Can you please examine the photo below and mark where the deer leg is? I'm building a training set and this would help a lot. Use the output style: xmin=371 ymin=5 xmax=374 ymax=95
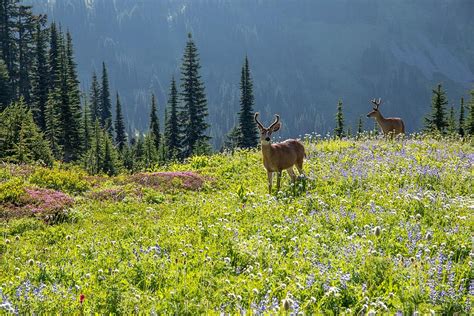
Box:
xmin=287 ymin=167 xmax=296 ymax=183
xmin=267 ymin=171 xmax=273 ymax=194
xmin=296 ymin=160 xmax=305 ymax=177
xmin=276 ymin=171 xmax=282 ymax=192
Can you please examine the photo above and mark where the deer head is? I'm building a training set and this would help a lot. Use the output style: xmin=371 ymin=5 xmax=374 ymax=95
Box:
xmin=254 ymin=113 xmax=281 ymax=144
xmin=367 ymin=98 xmax=382 ymax=117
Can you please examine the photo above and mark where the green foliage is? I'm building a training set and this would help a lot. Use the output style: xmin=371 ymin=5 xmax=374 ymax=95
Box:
xmin=149 ymin=94 xmax=161 ymax=152
xmin=447 ymin=106 xmax=457 ymax=134
xmin=179 ymin=33 xmax=210 ymax=158
xmin=425 ymin=83 xmax=448 ymax=133
xmin=0 ymin=178 xmax=26 ymax=204
xmin=114 ymin=92 xmax=126 ymax=151
xmin=237 ymin=56 xmax=258 ymax=149
xmin=89 ymin=72 xmax=101 ymax=123
xmin=0 ymin=58 xmax=11 ymax=111
xmin=334 ymin=99 xmax=345 ymax=138
xmin=164 ymin=76 xmax=181 ymax=160
xmin=458 ymin=97 xmax=465 ymax=136
xmin=0 ymin=99 xmax=53 ymax=166
xmin=467 ymin=88 xmax=474 ymax=135
xmin=29 ymin=167 xmax=89 ymax=194
xmin=31 ymin=20 xmax=49 ymax=131
xmin=100 ymin=62 xmax=113 ymax=135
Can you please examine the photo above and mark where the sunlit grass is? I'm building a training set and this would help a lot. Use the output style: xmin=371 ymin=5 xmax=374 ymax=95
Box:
xmin=0 ymin=135 xmax=472 ymax=314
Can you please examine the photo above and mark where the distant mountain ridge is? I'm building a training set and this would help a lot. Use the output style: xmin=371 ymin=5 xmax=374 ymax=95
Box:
xmin=27 ymin=0 xmax=474 ymax=146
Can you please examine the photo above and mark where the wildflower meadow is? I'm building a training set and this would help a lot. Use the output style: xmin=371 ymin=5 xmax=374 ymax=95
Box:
xmin=0 ymin=135 xmax=472 ymax=314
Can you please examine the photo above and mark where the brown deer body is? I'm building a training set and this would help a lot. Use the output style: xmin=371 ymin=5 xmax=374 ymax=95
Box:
xmin=367 ymin=98 xmax=405 ymax=136
xmin=254 ymin=113 xmax=305 ymax=194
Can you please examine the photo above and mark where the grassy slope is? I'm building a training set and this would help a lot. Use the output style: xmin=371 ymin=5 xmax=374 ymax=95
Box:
xmin=0 ymin=137 xmax=472 ymax=314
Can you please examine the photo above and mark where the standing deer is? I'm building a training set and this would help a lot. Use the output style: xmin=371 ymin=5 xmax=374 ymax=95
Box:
xmin=254 ymin=113 xmax=306 ymax=194
xmin=367 ymin=98 xmax=405 ymax=136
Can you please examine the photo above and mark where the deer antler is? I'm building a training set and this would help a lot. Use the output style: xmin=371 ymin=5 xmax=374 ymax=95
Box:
xmin=370 ymin=98 xmax=382 ymax=109
xmin=269 ymin=114 xmax=280 ymax=130
xmin=254 ymin=112 xmax=265 ymax=130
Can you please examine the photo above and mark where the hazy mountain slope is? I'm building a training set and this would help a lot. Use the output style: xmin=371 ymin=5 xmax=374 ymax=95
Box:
xmin=28 ymin=0 xmax=474 ymax=146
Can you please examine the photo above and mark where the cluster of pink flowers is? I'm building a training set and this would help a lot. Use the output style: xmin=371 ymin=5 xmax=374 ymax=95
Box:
xmin=130 ymin=171 xmax=206 ymax=191
xmin=24 ymin=188 xmax=74 ymax=214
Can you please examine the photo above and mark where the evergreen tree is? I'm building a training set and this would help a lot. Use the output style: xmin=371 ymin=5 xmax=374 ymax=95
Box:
xmin=133 ymin=134 xmax=145 ymax=165
xmin=89 ymin=72 xmax=100 ymax=122
xmin=59 ymin=30 xmax=83 ymax=161
xmin=83 ymin=120 xmax=102 ymax=175
xmin=83 ymin=97 xmax=93 ymax=152
xmin=114 ymin=92 xmax=126 ymax=151
xmin=223 ymin=126 xmax=241 ymax=152
xmin=48 ymin=22 xmax=61 ymax=92
xmin=149 ymin=93 xmax=161 ymax=151
xmin=0 ymin=58 xmax=10 ymax=110
xmin=237 ymin=56 xmax=258 ymax=148
xmin=15 ymin=4 xmax=36 ymax=103
xmin=31 ymin=19 xmax=49 ymax=130
xmin=0 ymin=0 xmax=19 ymax=93
xmin=100 ymin=62 xmax=113 ymax=134
xmin=45 ymin=88 xmax=62 ymax=159
xmin=334 ymin=100 xmax=345 ymax=138
xmin=447 ymin=106 xmax=456 ymax=134
xmin=467 ymin=89 xmax=474 ymax=135
xmin=458 ymin=97 xmax=465 ymax=136
xmin=164 ymin=76 xmax=181 ymax=160
xmin=0 ymin=98 xmax=53 ymax=166
xmin=143 ymin=133 xmax=159 ymax=169
xmin=102 ymin=132 xmax=119 ymax=176
xmin=424 ymin=83 xmax=448 ymax=133
xmin=179 ymin=33 xmax=210 ymax=157
xmin=357 ymin=116 xmax=363 ymax=134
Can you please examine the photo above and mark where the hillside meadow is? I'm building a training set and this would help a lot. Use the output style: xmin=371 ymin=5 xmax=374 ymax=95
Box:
xmin=0 ymin=135 xmax=472 ymax=314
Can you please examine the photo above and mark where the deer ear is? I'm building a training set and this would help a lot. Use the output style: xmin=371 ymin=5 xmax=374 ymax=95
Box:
xmin=271 ymin=122 xmax=281 ymax=132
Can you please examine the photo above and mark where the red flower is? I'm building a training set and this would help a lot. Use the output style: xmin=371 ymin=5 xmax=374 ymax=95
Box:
xmin=79 ymin=293 xmax=85 ymax=304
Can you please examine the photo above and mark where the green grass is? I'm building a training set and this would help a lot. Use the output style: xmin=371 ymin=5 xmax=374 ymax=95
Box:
xmin=0 ymin=136 xmax=472 ymax=314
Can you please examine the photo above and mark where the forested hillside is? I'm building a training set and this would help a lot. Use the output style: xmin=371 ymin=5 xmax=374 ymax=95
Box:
xmin=26 ymin=0 xmax=474 ymax=146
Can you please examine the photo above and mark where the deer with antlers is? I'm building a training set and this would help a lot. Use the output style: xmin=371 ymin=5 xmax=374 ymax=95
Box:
xmin=367 ymin=98 xmax=405 ymax=136
xmin=254 ymin=113 xmax=306 ymax=194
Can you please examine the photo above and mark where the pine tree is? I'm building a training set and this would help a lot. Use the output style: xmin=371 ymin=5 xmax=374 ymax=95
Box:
xmin=223 ymin=126 xmax=241 ymax=151
xmin=467 ymin=89 xmax=474 ymax=135
xmin=179 ymin=33 xmax=210 ymax=157
xmin=48 ymin=22 xmax=61 ymax=92
xmin=89 ymin=72 xmax=100 ymax=122
xmin=424 ymin=83 xmax=448 ymax=133
xmin=357 ymin=116 xmax=363 ymax=134
xmin=60 ymin=30 xmax=83 ymax=161
xmin=334 ymin=100 xmax=345 ymax=138
xmin=458 ymin=97 xmax=465 ymax=137
xmin=83 ymin=120 xmax=102 ymax=175
xmin=447 ymin=106 xmax=456 ymax=134
xmin=31 ymin=19 xmax=49 ymax=130
xmin=0 ymin=0 xmax=19 ymax=94
xmin=0 ymin=58 xmax=10 ymax=110
xmin=149 ymin=93 xmax=161 ymax=151
xmin=102 ymin=132 xmax=119 ymax=176
xmin=45 ymin=88 xmax=62 ymax=159
xmin=100 ymin=62 xmax=113 ymax=134
xmin=0 ymin=98 xmax=53 ymax=166
xmin=164 ymin=76 xmax=181 ymax=160
xmin=114 ymin=92 xmax=126 ymax=151
xmin=16 ymin=4 xmax=36 ymax=103
xmin=237 ymin=56 xmax=258 ymax=148
xmin=83 ymin=97 xmax=93 ymax=152
xmin=143 ymin=133 xmax=159 ymax=169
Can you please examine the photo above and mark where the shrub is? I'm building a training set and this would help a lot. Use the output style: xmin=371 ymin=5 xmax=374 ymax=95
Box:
xmin=29 ymin=167 xmax=90 ymax=194
xmin=0 ymin=178 xmax=26 ymax=204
